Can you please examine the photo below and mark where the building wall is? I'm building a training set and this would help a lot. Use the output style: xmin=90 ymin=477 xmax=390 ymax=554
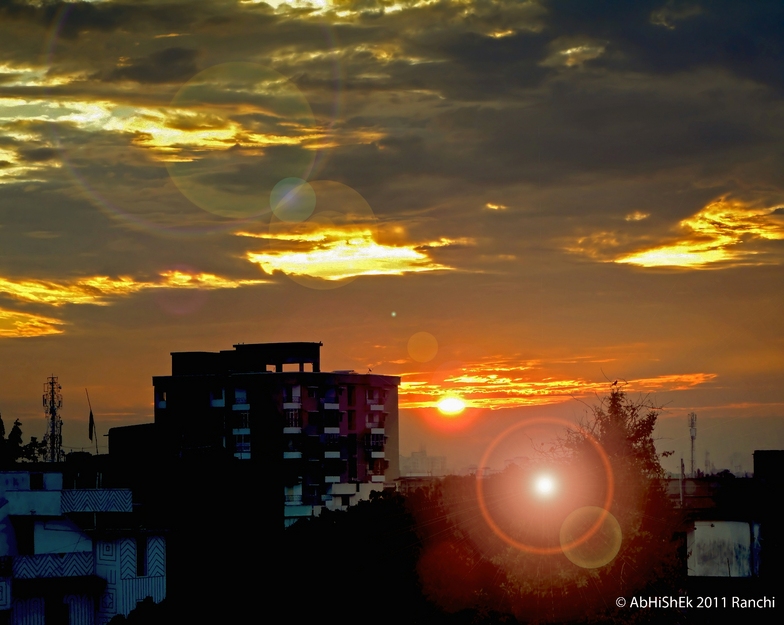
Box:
xmin=95 ymin=537 xmax=165 ymax=625
xmin=687 ymin=520 xmax=761 ymax=577
xmin=150 ymin=344 xmax=400 ymax=525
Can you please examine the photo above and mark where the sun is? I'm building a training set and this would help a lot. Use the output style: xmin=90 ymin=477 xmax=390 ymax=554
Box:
xmin=437 ymin=396 xmax=466 ymax=415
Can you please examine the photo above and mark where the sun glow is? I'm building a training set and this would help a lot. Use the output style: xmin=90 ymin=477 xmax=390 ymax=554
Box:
xmin=437 ymin=396 xmax=466 ymax=415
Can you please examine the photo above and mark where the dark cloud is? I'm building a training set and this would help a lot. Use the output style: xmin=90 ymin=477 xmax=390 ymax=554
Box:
xmin=545 ymin=0 xmax=784 ymax=90
xmin=105 ymin=47 xmax=201 ymax=84
xmin=18 ymin=147 xmax=58 ymax=163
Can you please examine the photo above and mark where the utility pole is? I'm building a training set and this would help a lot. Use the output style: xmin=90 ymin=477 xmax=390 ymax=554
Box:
xmin=42 ymin=375 xmax=64 ymax=463
xmin=688 ymin=412 xmax=697 ymax=478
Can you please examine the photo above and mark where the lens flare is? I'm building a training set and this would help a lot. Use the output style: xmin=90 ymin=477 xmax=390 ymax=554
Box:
xmin=560 ymin=506 xmax=622 ymax=568
xmin=437 ymin=397 xmax=465 ymax=415
xmin=407 ymin=331 xmax=438 ymax=363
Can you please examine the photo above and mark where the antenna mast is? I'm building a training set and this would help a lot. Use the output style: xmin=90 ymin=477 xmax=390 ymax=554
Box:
xmin=42 ymin=375 xmax=64 ymax=463
xmin=688 ymin=412 xmax=697 ymax=477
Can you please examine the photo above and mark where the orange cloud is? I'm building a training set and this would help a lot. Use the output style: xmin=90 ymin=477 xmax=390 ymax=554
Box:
xmin=399 ymin=361 xmax=717 ymax=410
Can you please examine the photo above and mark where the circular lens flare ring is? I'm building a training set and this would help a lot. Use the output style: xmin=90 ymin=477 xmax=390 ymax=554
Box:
xmin=476 ymin=416 xmax=615 ymax=555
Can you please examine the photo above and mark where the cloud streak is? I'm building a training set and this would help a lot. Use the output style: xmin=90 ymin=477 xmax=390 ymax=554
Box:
xmin=400 ymin=360 xmax=717 ymax=410
xmin=0 ymin=308 xmax=64 ymax=338
xmin=0 ymin=270 xmax=267 ymax=307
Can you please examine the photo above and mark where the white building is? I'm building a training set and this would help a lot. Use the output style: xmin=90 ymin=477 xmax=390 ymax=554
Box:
xmin=0 ymin=470 xmax=165 ymax=625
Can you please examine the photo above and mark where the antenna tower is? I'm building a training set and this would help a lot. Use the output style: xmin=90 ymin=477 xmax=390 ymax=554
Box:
xmin=688 ymin=412 xmax=697 ymax=477
xmin=42 ymin=375 xmax=64 ymax=463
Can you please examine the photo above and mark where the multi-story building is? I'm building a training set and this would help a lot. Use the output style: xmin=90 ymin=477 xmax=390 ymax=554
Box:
xmin=140 ymin=342 xmax=400 ymax=526
xmin=0 ymin=468 xmax=165 ymax=625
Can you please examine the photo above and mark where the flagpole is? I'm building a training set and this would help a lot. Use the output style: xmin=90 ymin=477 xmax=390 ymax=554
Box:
xmin=85 ymin=389 xmax=98 ymax=455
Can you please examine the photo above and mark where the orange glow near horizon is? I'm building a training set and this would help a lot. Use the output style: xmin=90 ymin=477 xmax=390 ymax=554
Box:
xmin=399 ymin=362 xmax=717 ymax=410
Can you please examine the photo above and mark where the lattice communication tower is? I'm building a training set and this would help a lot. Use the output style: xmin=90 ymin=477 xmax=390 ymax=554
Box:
xmin=688 ymin=412 xmax=697 ymax=477
xmin=42 ymin=375 xmax=64 ymax=463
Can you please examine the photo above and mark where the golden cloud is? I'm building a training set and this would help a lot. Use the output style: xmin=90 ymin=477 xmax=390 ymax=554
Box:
xmin=0 ymin=271 xmax=267 ymax=306
xmin=399 ymin=361 xmax=716 ymax=410
xmin=617 ymin=200 xmax=784 ymax=268
xmin=0 ymin=308 xmax=64 ymax=338
xmin=244 ymin=227 xmax=459 ymax=281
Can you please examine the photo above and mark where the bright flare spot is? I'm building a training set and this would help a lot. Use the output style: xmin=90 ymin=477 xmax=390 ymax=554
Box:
xmin=534 ymin=474 xmax=556 ymax=497
xmin=437 ymin=397 xmax=465 ymax=415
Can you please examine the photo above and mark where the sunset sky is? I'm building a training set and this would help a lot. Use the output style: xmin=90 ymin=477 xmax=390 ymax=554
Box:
xmin=0 ymin=0 xmax=782 ymax=473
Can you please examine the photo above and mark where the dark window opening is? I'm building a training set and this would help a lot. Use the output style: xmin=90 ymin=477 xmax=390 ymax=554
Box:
xmin=44 ymin=599 xmax=69 ymax=625
xmin=136 ymin=536 xmax=148 ymax=577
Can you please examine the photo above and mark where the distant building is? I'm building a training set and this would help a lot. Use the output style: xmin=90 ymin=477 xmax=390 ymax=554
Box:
xmin=667 ymin=449 xmax=784 ymax=581
xmin=112 ymin=342 xmax=400 ymax=527
xmin=399 ymin=446 xmax=447 ymax=477
xmin=0 ymin=469 xmax=165 ymax=625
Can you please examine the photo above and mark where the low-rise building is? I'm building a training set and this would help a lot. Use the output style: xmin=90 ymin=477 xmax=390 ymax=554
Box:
xmin=0 ymin=469 xmax=165 ymax=625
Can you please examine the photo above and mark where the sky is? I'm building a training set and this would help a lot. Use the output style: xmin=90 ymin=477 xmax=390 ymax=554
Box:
xmin=0 ymin=0 xmax=782 ymax=473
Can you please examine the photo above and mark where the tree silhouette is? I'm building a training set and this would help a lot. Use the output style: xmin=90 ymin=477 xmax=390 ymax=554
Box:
xmin=492 ymin=386 xmax=682 ymax=622
xmin=0 ymin=413 xmax=46 ymax=464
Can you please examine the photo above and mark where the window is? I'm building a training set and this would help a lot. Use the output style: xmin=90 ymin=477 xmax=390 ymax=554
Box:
xmin=30 ymin=473 xmax=44 ymax=490
xmin=285 ymin=410 xmax=301 ymax=428
xmin=307 ymin=387 xmax=318 ymax=399
xmin=347 ymin=386 xmax=356 ymax=406
xmin=234 ymin=389 xmax=247 ymax=404
xmin=234 ymin=412 xmax=250 ymax=429
xmin=284 ymin=385 xmax=301 ymax=403
xmin=235 ymin=434 xmax=251 ymax=455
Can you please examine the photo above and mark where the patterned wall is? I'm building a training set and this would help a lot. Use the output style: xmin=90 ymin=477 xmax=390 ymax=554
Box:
xmin=61 ymin=490 xmax=133 ymax=513
xmin=10 ymin=597 xmax=44 ymax=625
xmin=12 ymin=553 xmax=93 ymax=579
xmin=0 ymin=578 xmax=9 ymax=610
xmin=96 ymin=537 xmax=165 ymax=625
